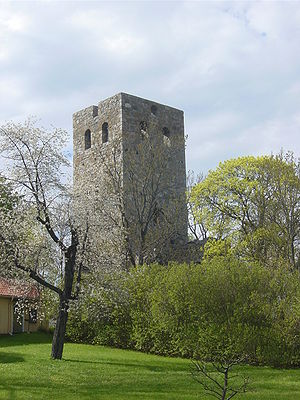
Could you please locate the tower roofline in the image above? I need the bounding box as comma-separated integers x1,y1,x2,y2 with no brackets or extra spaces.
118,92,184,114
73,93,184,117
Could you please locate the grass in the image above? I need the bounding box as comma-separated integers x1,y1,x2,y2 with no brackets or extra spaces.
0,333,300,399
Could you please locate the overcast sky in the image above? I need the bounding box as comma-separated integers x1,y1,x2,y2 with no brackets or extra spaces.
0,0,299,174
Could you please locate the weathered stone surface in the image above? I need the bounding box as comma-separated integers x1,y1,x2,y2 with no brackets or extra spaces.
73,93,188,266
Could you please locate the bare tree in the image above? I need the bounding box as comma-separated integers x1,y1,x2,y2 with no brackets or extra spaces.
191,358,249,400
186,170,207,242
88,123,187,268
0,119,90,359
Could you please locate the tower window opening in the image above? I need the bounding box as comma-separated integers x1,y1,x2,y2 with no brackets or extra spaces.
140,121,148,140
84,129,91,150
162,127,170,138
102,122,108,143
151,105,157,116
92,106,98,117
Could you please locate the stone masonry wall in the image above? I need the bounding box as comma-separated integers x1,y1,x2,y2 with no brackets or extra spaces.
121,93,187,255
73,93,188,267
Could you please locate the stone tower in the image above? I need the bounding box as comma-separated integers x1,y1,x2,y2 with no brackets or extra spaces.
73,93,187,267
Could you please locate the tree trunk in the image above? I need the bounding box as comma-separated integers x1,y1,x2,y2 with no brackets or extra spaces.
221,368,228,400
51,295,69,360
290,236,296,270
51,232,77,360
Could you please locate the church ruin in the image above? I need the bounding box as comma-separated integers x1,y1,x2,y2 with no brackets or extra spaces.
73,93,187,266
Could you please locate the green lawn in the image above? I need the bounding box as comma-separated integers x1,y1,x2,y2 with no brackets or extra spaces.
0,333,299,399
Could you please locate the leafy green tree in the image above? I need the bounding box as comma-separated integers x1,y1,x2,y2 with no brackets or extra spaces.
0,176,17,274
191,152,300,269
0,175,18,214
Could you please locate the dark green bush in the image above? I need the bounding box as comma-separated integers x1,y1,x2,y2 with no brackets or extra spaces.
66,257,300,367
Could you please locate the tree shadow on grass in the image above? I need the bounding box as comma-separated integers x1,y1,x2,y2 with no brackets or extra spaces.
63,358,180,372
0,332,52,348
0,352,24,364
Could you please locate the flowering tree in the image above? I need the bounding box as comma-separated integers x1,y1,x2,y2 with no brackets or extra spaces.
0,119,90,359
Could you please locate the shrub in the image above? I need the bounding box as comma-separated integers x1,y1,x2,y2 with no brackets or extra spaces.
66,257,300,367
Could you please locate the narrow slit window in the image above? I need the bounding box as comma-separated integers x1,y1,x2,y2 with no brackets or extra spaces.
84,129,91,150
102,122,108,143
162,127,170,138
140,121,148,140
151,105,157,116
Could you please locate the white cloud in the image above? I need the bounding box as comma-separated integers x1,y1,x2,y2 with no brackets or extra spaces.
4,15,29,32
0,9,30,33
0,0,299,175
67,8,143,58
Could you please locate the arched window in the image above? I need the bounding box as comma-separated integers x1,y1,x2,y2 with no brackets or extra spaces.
162,127,170,138
140,121,148,140
84,129,91,150
102,122,108,143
